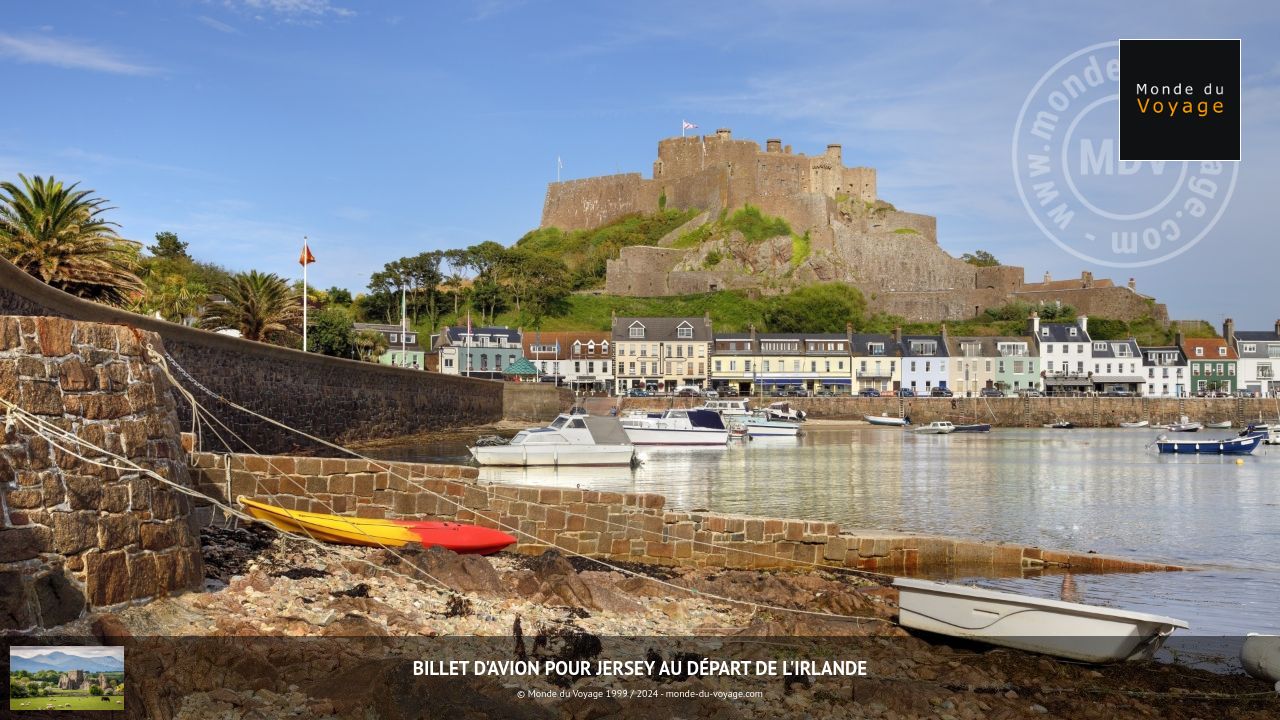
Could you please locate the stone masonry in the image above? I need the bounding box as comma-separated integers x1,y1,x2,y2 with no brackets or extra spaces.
0,317,204,632
545,130,1167,323
191,451,1178,578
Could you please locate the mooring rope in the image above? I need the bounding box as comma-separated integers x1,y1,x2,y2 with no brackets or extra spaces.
146,343,892,624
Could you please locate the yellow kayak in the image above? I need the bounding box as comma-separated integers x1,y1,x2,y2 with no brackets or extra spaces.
237,496,517,554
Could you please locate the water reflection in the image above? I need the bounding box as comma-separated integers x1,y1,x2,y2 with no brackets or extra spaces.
368,427,1280,635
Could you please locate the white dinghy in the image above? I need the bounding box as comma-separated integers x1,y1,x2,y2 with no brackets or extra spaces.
893,578,1188,663
1241,634,1280,686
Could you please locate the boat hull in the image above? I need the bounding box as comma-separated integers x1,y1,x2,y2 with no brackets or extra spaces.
470,444,635,466
238,497,516,553
894,578,1187,663
1155,434,1262,454
1119,421,1149,428
1241,634,1280,683
865,415,909,427
622,427,729,445
952,424,991,433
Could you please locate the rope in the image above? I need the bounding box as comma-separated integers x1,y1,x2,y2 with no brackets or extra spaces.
150,345,891,624
0,395,459,602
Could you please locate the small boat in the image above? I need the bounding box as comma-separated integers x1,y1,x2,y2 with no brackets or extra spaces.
239,497,517,554
741,409,801,437
1154,431,1264,455
1205,420,1232,429
865,414,909,427
1119,420,1149,429
766,401,806,422
1163,415,1203,432
1043,420,1074,429
1241,423,1280,445
621,408,729,445
1241,634,1280,684
893,578,1188,663
913,421,955,434
470,412,634,466
952,423,992,433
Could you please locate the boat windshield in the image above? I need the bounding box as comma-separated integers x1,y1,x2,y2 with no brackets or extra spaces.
549,416,568,429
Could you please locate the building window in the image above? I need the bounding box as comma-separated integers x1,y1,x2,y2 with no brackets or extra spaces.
1094,342,1108,352
629,324,645,338
1046,344,1053,353
763,360,771,372
1242,343,1257,354
575,361,581,373
1260,364,1273,379
1195,347,1204,357
390,333,398,343
1218,347,1226,356
714,360,721,372
677,323,693,339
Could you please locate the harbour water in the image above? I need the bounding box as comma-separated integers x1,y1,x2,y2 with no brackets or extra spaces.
369,426,1280,637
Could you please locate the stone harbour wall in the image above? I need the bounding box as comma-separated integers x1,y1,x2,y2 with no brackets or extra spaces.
621,395,1277,427
0,258,566,454
191,451,1178,577
1,317,204,632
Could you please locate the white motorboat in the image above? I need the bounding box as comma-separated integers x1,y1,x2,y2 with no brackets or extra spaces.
698,398,752,417
912,421,955,434
470,413,634,466
741,409,801,437
893,578,1188,663
620,408,729,445
1241,634,1280,684
766,401,806,422
1240,423,1280,445
1118,420,1149,429
1205,420,1232,429
865,414,910,427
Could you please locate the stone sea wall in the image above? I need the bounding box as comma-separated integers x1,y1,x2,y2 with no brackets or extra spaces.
0,317,203,632
620,395,1277,427
0,259,569,454
191,451,1178,577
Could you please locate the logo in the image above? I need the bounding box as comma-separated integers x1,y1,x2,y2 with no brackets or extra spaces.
1012,41,1238,268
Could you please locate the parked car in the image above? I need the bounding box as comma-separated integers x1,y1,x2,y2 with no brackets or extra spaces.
704,390,720,399
674,386,702,397
814,389,833,397
1101,389,1133,397
894,388,915,398
784,388,807,397
627,388,650,397
720,387,739,397
859,388,881,397
1017,389,1044,397
979,388,1004,398
930,387,954,397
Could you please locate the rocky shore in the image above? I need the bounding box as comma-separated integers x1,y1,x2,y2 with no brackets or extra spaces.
26,524,1276,720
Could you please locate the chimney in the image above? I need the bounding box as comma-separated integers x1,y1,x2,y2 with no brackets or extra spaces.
1081,271,1093,287
784,144,792,154
1028,311,1040,337
766,138,782,153
1175,330,1185,348
1275,319,1280,337
940,322,948,341
1077,315,1088,335
846,321,854,345
893,326,902,345
1223,318,1235,345
748,323,758,343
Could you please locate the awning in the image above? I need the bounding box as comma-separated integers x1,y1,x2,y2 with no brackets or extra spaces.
1044,377,1092,386
1092,375,1144,383
821,379,852,385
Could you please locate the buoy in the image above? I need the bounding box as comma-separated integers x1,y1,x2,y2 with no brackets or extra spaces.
1236,458,1245,465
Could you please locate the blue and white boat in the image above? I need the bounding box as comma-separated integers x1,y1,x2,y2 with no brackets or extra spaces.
620,408,729,445
1154,430,1264,455
742,409,802,437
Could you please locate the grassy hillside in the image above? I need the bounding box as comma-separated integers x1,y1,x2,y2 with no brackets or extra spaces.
514,209,698,288
440,291,771,332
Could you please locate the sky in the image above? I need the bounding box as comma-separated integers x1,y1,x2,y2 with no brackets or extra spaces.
2,1,1278,326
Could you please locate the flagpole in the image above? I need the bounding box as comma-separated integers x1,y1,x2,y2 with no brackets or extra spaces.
556,156,561,183
301,236,308,353
400,283,407,367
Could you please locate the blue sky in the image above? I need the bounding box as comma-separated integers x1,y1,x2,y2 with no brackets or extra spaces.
2,1,1278,326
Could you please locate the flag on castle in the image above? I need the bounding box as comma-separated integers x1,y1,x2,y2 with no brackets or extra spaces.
299,242,315,266
682,120,698,130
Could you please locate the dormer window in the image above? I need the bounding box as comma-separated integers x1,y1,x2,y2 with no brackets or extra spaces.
1041,328,1049,336
1195,347,1203,357
867,342,884,355
1218,347,1226,356
1093,342,1107,352
1069,328,1078,336
677,321,693,339
602,341,609,352
629,322,646,339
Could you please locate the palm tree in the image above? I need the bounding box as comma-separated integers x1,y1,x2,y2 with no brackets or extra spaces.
0,174,144,304
353,329,389,362
443,272,466,315
200,270,301,342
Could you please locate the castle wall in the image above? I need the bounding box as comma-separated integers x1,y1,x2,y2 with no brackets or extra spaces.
541,173,658,231
1011,286,1168,323
605,247,687,295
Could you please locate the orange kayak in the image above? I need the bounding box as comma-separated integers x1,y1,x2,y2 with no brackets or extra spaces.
237,496,516,554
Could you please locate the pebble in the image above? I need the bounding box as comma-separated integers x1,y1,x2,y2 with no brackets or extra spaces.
1030,703,1048,714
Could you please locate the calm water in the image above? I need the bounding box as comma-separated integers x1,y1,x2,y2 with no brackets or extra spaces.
370,427,1280,637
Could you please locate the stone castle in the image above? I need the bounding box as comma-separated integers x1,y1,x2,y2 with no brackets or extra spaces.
541,129,1167,323
57,670,109,692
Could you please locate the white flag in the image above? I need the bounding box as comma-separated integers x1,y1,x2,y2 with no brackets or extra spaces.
682,120,698,130
557,156,563,169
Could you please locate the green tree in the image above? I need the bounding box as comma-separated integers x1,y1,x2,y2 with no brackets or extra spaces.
200,270,301,343
763,283,867,333
325,286,353,305
353,328,389,362
502,249,570,322
0,174,144,305
961,250,1000,267
90,685,102,696
148,231,190,261
307,305,356,357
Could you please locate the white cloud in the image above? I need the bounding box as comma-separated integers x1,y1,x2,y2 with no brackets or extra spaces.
222,0,355,22
197,15,241,34
0,33,158,76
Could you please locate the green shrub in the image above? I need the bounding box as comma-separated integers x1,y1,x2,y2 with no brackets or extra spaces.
703,250,723,268
790,232,811,269
726,205,790,243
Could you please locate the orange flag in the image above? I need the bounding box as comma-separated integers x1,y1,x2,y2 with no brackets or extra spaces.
299,242,316,266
